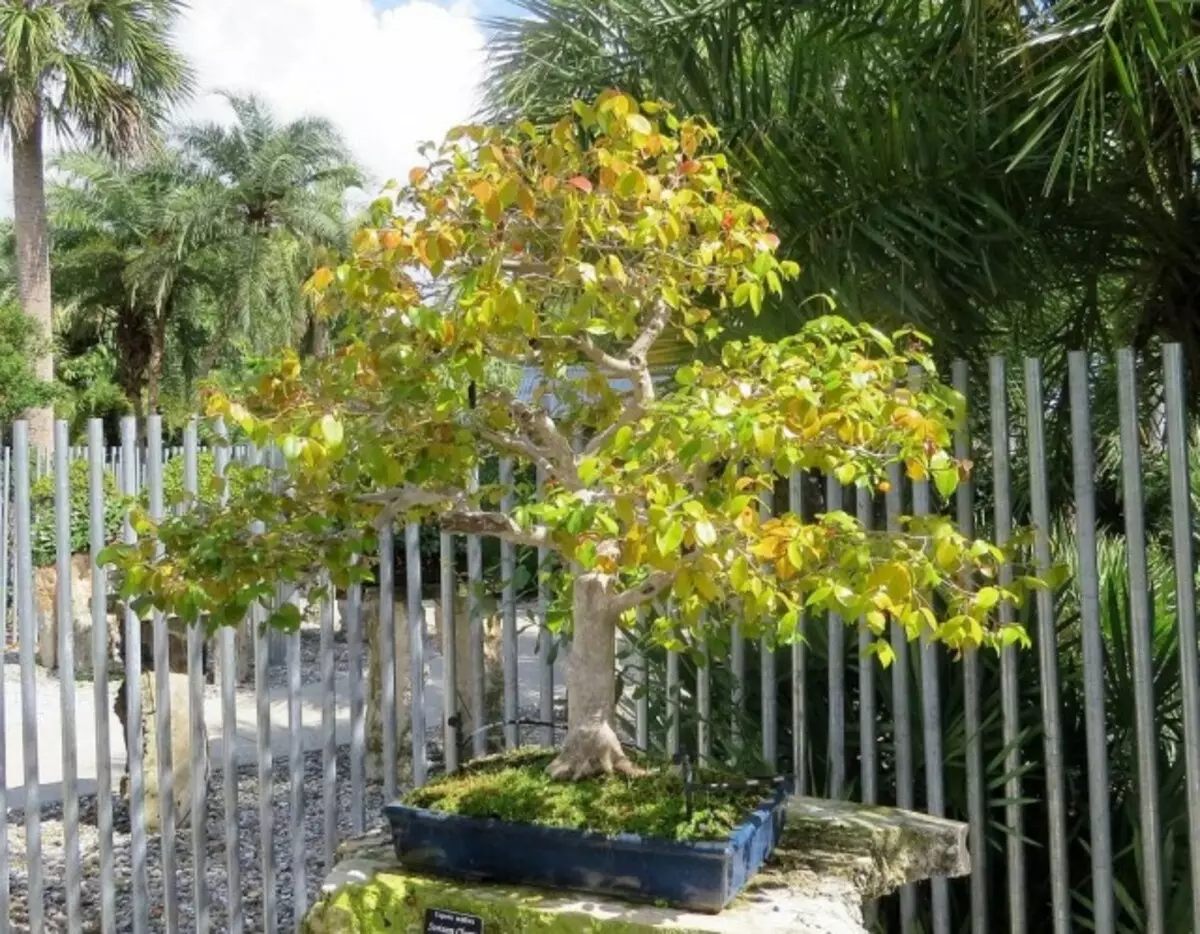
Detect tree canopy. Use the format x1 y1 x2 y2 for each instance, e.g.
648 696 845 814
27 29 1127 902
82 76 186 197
106 93 1029 779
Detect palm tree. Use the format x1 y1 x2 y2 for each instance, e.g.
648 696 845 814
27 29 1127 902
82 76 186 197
486 1 1200 375
179 93 363 361
0 0 191 445
49 149 228 417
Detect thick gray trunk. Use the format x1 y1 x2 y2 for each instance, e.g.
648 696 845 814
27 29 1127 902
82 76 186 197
566 574 617 734
547 569 637 780
12 114 53 448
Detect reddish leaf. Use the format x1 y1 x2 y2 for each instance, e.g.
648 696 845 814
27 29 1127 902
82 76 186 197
569 175 593 193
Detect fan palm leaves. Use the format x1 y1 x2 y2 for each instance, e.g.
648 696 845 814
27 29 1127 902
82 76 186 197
0 0 192 445
486 1 1200 382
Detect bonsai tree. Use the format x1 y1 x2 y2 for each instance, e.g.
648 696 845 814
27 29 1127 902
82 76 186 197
106 92 1026 781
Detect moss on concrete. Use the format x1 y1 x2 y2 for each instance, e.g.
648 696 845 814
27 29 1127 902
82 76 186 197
301 870 714 934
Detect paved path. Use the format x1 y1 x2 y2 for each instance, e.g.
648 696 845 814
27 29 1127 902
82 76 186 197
3 613 566 809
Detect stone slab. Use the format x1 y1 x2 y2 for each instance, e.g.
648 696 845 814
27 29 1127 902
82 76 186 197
303 853 865 933
305 788 972 933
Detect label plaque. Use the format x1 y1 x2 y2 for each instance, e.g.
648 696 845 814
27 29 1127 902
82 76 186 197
423 908 484 934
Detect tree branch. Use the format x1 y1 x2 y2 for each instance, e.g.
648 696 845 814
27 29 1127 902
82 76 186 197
569 335 638 375
479 389 579 487
362 485 462 525
441 509 553 550
477 425 557 478
583 300 671 457
610 570 676 615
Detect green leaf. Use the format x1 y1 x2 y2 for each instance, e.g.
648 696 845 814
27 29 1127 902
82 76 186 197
976 586 1000 610
578 457 602 485
933 467 958 499
320 415 344 447
656 519 685 555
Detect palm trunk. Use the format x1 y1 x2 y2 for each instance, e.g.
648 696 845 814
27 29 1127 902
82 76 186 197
12 114 54 448
547 569 636 781
147 312 167 415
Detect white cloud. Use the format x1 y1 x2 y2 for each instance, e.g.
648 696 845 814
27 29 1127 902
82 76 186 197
0 0 487 214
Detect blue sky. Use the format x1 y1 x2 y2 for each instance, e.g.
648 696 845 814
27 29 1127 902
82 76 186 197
1 0 502 214
374 0 521 18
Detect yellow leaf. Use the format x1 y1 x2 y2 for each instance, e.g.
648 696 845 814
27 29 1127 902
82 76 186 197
906 460 928 481
695 573 720 602
753 424 776 456
308 266 334 291
730 555 749 590
934 538 959 570
627 113 653 135
408 166 428 186
472 179 495 204
867 562 912 605
517 185 536 216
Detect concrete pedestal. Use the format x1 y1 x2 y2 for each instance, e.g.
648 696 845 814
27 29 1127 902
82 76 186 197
302 796 971 934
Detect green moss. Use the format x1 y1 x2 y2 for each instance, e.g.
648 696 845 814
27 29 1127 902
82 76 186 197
403 749 769 843
302 870 715 934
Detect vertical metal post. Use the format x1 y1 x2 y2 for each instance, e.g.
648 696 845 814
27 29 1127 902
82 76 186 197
789 470 807 796
378 523 398 801
348 576 365 834
120 415 149 934
440 531 459 772
910 411 948 934
855 486 876 806
535 466 554 748
500 459 519 750
697 640 711 767
0 448 8 934
760 479 777 770
214 424 242 934
147 415 180 932
183 421 209 934
467 465 485 758
287 611 306 931
666 645 680 757
953 361 987 934
1166 343 1200 931
989 357 1025 934
320 572 337 873
0 447 8 651
730 614 745 754
1163 342 1200 932
250 443 277 934
634 609 649 753
1025 358 1071 934
886 461 914 931
88 419 115 934
407 521 427 786
54 421 83 933
1066 352 1117 934
826 476 845 798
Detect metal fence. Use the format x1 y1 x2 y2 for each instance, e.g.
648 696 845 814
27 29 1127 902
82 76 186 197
0 345 1197 933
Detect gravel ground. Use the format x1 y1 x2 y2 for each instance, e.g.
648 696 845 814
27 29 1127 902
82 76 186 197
3 610 569 933
6 748 387 934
